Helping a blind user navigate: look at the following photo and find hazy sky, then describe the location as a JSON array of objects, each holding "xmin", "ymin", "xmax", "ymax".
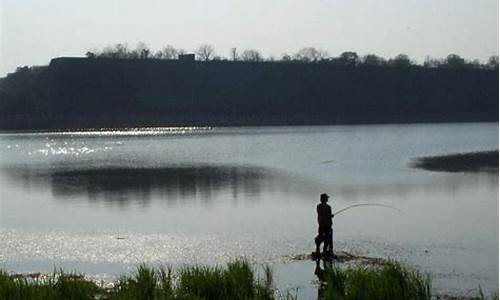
[{"xmin": 1, "ymin": 0, "xmax": 498, "ymax": 75}]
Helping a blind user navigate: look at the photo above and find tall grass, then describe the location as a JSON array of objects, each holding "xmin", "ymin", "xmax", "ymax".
[
  {"xmin": 0, "ymin": 270, "xmax": 99, "ymax": 300},
  {"xmin": 0, "ymin": 260, "xmax": 273, "ymax": 300},
  {"xmin": 320, "ymin": 260, "xmax": 431, "ymax": 300},
  {"xmin": 0, "ymin": 260, "xmax": 496, "ymax": 300}
]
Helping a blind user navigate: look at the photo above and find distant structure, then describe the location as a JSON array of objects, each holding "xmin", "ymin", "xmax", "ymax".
[{"xmin": 178, "ymin": 54, "xmax": 195, "ymax": 62}]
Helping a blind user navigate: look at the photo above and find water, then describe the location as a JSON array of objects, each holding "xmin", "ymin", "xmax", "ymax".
[{"xmin": 0, "ymin": 123, "xmax": 497, "ymax": 298}]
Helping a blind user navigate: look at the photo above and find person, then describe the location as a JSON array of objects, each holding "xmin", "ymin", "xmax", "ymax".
[{"xmin": 315, "ymin": 193, "xmax": 334, "ymax": 257}]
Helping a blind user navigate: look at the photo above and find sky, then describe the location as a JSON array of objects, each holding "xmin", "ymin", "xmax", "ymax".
[{"xmin": 0, "ymin": 0, "xmax": 498, "ymax": 76}]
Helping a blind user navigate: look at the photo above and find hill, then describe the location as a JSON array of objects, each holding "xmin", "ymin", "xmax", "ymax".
[{"xmin": 0, "ymin": 57, "xmax": 497, "ymax": 130}]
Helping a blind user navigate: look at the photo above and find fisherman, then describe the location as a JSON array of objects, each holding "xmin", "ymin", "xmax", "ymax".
[{"xmin": 315, "ymin": 193, "xmax": 334, "ymax": 257}]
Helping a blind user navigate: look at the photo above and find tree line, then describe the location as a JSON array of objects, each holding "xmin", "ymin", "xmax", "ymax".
[{"xmin": 85, "ymin": 42, "xmax": 499, "ymax": 70}]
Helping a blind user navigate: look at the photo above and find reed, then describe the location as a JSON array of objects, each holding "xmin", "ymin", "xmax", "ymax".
[
  {"xmin": 0, "ymin": 269, "xmax": 99, "ymax": 300},
  {"xmin": 320, "ymin": 260, "xmax": 431, "ymax": 300},
  {"xmin": 0, "ymin": 260, "xmax": 495, "ymax": 300}
]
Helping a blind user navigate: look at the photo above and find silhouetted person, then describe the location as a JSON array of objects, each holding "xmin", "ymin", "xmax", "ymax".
[{"xmin": 315, "ymin": 193, "xmax": 334, "ymax": 257}]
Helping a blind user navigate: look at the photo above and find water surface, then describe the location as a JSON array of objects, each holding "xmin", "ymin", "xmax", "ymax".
[{"xmin": 0, "ymin": 123, "xmax": 497, "ymax": 297}]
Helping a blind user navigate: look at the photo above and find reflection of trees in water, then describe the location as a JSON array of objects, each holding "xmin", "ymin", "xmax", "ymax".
[
  {"xmin": 4, "ymin": 165, "xmax": 297, "ymax": 206},
  {"xmin": 2, "ymin": 163, "xmax": 496, "ymax": 208},
  {"xmin": 331, "ymin": 172, "xmax": 498, "ymax": 201}
]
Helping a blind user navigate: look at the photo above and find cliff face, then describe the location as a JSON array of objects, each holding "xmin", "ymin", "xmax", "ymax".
[{"xmin": 0, "ymin": 57, "xmax": 498, "ymax": 130}]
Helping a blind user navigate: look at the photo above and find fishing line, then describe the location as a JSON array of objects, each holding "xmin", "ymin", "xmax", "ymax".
[{"xmin": 333, "ymin": 203, "xmax": 404, "ymax": 216}]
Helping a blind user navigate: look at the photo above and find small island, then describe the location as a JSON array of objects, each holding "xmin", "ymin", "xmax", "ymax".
[{"xmin": 411, "ymin": 150, "xmax": 499, "ymax": 172}]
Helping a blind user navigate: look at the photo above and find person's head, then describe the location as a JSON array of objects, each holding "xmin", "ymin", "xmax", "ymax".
[{"xmin": 320, "ymin": 193, "xmax": 329, "ymax": 203}]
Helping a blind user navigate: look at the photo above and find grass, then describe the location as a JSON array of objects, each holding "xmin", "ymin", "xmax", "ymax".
[
  {"xmin": 319, "ymin": 260, "xmax": 432, "ymax": 300},
  {"xmin": 0, "ymin": 260, "xmax": 496, "ymax": 300},
  {"xmin": 0, "ymin": 270, "xmax": 99, "ymax": 300},
  {"xmin": 0, "ymin": 260, "xmax": 273, "ymax": 300}
]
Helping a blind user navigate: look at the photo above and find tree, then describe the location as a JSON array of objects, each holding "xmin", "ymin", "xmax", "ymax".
[
  {"xmin": 487, "ymin": 55, "xmax": 499, "ymax": 70},
  {"xmin": 113, "ymin": 43, "xmax": 130, "ymax": 58},
  {"xmin": 423, "ymin": 56, "xmax": 442, "ymax": 68},
  {"xmin": 134, "ymin": 42, "xmax": 151, "ymax": 59},
  {"xmin": 338, "ymin": 51, "xmax": 359, "ymax": 66},
  {"xmin": 85, "ymin": 51, "xmax": 97, "ymax": 59},
  {"xmin": 281, "ymin": 54, "xmax": 292, "ymax": 61},
  {"xmin": 444, "ymin": 54, "xmax": 465, "ymax": 68},
  {"xmin": 230, "ymin": 48, "xmax": 238, "ymax": 61},
  {"xmin": 155, "ymin": 45, "xmax": 178, "ymax": 59},
  {"xmin": 361, "ymin": 54, "xmax": 385, "ymax": 66},
  {"xmin": 99, "ymin": 45, "xmax": 117, "ymax": 58},
  {"xmin": 294, "ymin": 47, "xmax": 329, "ymax": 62},
  {"xmin": 240, "ymin": 49, "xmax": 263, "ymax": 62},
  {"xmin": 196, "ymin": 44, "xmax": 215, "ymax": 61},
  {"xmin": 389, "ymin": 54, "xmax": 412, "ymax": 67}
]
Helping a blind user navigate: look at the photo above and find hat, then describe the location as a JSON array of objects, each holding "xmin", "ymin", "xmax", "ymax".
[{"xmin": 320, "ymin": 193, "xmax": 330, "ymax": 202}]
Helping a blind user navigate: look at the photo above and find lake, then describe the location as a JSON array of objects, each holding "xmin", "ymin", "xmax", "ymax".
[{"xmin": 0, "ymin": 123, "xmax": 498, "ymax": 298}]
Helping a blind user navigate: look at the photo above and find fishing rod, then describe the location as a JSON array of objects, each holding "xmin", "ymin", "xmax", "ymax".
[{"xmin": 333, "ymin": 203, "xmax": 404, "ymax": 217}]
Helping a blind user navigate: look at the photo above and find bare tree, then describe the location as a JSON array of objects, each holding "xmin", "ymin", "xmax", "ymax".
[
  {"xmin": 196, "ymin": 44, "xmax": 215, "ymax": 61},
  {"xmin": 155, "ymin": 45, "xmax": 179, "ymax": 59},
  {"xmin": 113, "ymin": 43, "xmax": 130, "ymax": 58},
  {"xmin": 487, "ymin": 55, "xmax": 498, "ymax": 70},
  {"xmin": 294, "ymin": 47, "xmax": 329, "ymax": 62},
  {"xmin": 131, "ymin": 42, "xmax": 150, "ymax": 59},
  {"xmin": 423, "ymin": 55, "xmax": 442, "ymax": 68},
  {"xmin": 230, "ymin": 48, "xmax": 238, "ymax": 61},
  {"xmin": 240, "ymin": 49, "xmax": 262, "ymax": 62},
  {"xmin": 100, "ymin": 45, "xmax": 117, "ymax": 58}
]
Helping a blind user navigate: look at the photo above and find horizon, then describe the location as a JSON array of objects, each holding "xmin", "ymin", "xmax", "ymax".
[{"xmin": 1, "ymin": 0, "xmax": 498, "ymax": 76}]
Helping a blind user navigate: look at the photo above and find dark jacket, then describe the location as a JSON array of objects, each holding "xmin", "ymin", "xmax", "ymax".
[{"xmin": 317, "ymin": 202, "xmax": 332, "ymax": 228}]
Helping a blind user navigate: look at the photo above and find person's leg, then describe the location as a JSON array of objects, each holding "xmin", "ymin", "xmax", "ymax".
[
  {"xmin": 315, "ymin": 227, "xmax": 323, "ymax": 255},
  {"xmin": 323, "ymin": 228, "xmax": 333, "ymax": 256},
  {"xmin": 315, "ymin": 235, "xmax": 321, "ymax": 255},
  {"xmin": 319, "ymin": 227, "xmax": 328, "ymax": 255},
  {"xmin": 327, "ymin": 228, "xmax": 333, "ymax": 253},
  {"xmin": 317, "ymin": 227, "xmax": 329, "ymax": 255}
]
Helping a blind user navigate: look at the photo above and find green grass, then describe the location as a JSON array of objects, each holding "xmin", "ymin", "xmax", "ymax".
[
  {"xmin": 0, "ymin": 270, "xmax": 99, "ymax": 300},
  {"xmin": 0, "ymin": 260, "xmax": 496, "ymax": 300},
  {"xmin": 320, "ymin": 260, "xmax": 432, "ymax": 300},
  {"xmin": 0, "ymin": 260, "xmax": 273, "ymax": 300}
]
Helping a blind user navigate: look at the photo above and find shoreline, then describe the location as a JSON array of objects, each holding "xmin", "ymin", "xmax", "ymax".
[{"xmin": 0, "ymin": 120, "xmax": 497, "ymax": 135}]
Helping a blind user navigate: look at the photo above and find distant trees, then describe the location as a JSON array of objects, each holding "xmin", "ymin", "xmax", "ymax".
[
  {"xmin": 294, "ymin": 47, "xmax": 329, "ymax": 62},
  {"xmin": 338, "ymin": 51, "xmax": 359, "ymax": 66},
  {"xmin": 443, "ymin": 54, "xmax": 466, "ymax": 68},
  {"xmin": 87, "ymin": 42, "xmax": 152, "ymax": 59},
  {"xmin": 388, "ymin": 54, "xmax": 413, "ymax": 67},
  {"xmin": 196, "ymin": 44, "xmax": 215, "ymax": 61},
  {"xmin": 361, "ymin": 54, "xmax": 386, "ymax": 66},
  {"xmin": 155, "ymin": 45, "xmax": 182, "ymax": 59},
  {"xmin": 487, "ymin": 55, "xmax": 499, "ymax": 70},
  {"xmin": 82, "ymin": 43, "xmax": 498, "ymax": 70},
  {"xmin": 240, "ymin": 49, "xmax": 263, "ymax": 62},
  {"xmin": 229, "ymin": 48, "xmax": 238, "ymax": 61}
]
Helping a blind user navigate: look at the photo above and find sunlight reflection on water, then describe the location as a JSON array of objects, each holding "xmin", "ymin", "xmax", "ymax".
[{"xmin": 0, "ymin": 123, "xmax": 498, "ymax": 297}]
